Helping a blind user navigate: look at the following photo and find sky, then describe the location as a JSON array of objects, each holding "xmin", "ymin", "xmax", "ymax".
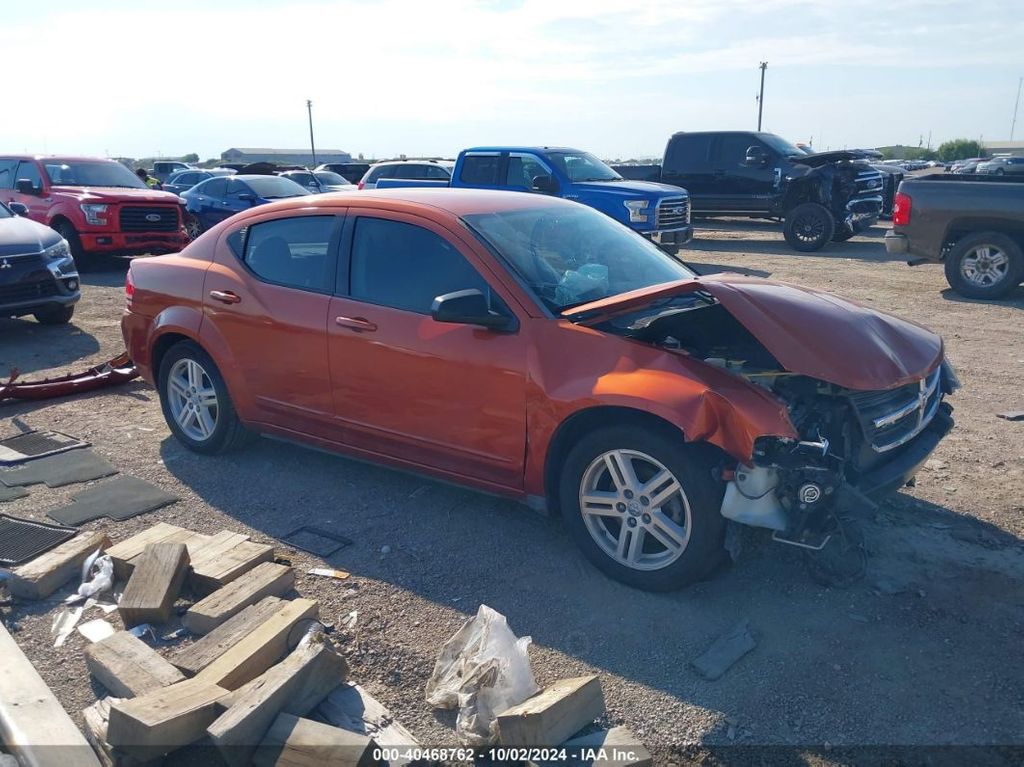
[{"xmin": 4, "ymin": 0, "xmax": 1023, "ymax": 161}]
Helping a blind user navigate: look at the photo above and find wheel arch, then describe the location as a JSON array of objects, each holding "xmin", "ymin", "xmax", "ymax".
[{"xmin": 940, "ymin": 218, "xmax": 1024, "ymax": 257}]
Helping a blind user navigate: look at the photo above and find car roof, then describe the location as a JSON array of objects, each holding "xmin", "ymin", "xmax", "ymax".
[
  {"xmin": 464, "ymin": 146, "xmax": 589, "ymax": 154},
  {"xmin": 369, "ymin": 159, "xmax": 454, "ymax": 167},
  {"xmin": 230, "ymin": 187, "xmax": 576, "ymax": 219},
  {"xmin": 0, "ymin": 155, "xmax": 122, "ymax": 163}
]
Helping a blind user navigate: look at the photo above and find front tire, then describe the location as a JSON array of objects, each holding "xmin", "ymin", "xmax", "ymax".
[
  {"xmin": 783, "ymin": 203, "xmax": 835, "ymax": 252},
  {"xmin": 559, "ymin": 426, "xmax": 725, "ymax": 591},
  {"xmin": 157, "ymin": 341, "xmax": 254, "ymax": 454},
  {"xmin": 943, "ymin": 231, "xmax": 1023, "ymax": 299},
  {"xmin": 51, "ymin": 220, "xmax": 85, "ymax": 263},
  {"xmin": 34, "ymin": 305, "xmax": 75, "ymax": 325},
  {"xmin": 184, "ymin": 212, "xmax": 203, "ymax": 241}
]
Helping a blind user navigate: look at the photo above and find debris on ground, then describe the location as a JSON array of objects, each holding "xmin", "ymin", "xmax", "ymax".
[
  {"xmin": 0, "ymin": 352, "xmax": 138, "ymax": 403},
  {"xmin": 426, "ymin": 603, "xmax": 539, "ymax": 745},
  {"xmin": 690, "ymin": 619, "xmax": 758, "ymax": 680},
  {"xmin": 78, "ymin": 618, "xmax": 116, "ymax": 643},
  {"xmin": 66, "ymin": 550, "xmax": 114, "ymax": 605},
  {"xmin": 995, "ymin": 410, "xmax": 1024, "ymax": 421},
  {"xmin": 307, "ymin": 566, "xmax": 351, "ymax": 580}
]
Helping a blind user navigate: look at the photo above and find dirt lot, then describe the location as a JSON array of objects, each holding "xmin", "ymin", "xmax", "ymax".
[{"xmin": 2, "ymin": 220, "xmax": 1022, "ymax": 764}]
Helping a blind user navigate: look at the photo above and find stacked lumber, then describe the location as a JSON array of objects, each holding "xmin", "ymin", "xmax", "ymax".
[
  {"xmin": 183, "ymin": 561, "xmax": 294, "ymax": 634},
  {"xmin": 117, "ymin": 542, "xmax": 190, "ymax": 627},
  {"xmin": 7, "ymin": 530, "xmax": 110, "ymax": 599},
  {"xmin": 497, "ymin": 675, "xmax": 605, "ymax": 747},
  {"xmin": 253, "ymin": 713, "xmax": 377, "ymax": 767},
  {"xmin": 85, "ymin": 632, "xmax": 186, "ymax": 698}
]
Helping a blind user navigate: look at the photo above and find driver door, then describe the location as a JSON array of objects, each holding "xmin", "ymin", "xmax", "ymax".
[{"xmin": 327, "ymin": 211, "xmax": 528, "ymax": 490}]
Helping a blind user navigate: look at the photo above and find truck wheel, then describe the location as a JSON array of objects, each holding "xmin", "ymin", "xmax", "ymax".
[
  {"xmin": 783, "ymin": 203, "xmax": 835, "ymax": 252},
  {"xmin": 184, "ymin": 213, "xmax": 203, "ymax": 241},
  {"xmin": 51, "ymin": 221, "xmax": 85, "ymax": 263},
  {"xmin": 34, "ymin": 305, "xmax": 75, "ymax": 325},
  {"xmin": 943, "ymin": 231, "xmax": 1024, "ymax": 299},
  {"xmin": 558, "ymin": 426, "xmax": 725, "ymax": 591}
]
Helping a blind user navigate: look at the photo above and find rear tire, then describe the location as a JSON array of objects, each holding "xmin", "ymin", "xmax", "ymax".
[
  {"xmin": 157, "ymin": 341, "xmax": 255, "ymax": 454},
  {"xmin": 558, "ymin": 425, "xmax": 725, "ymax": 591},
  {"xmin": 783, "ymin": 203, "xmax": 835, "ymax": 252},
  {"xmin": 34, "ymin": 305, "xmax": 75, "ymax": 325},
  {"xmin": 943, "ymin": 231, "xmax": 1023, "ymax": 299}
]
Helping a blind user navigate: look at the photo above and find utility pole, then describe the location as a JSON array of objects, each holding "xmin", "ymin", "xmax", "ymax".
[
  {"xmin": 1011, "ymin": 76, "xmax": 1023, "ymax": 141},
  {"xmin": 756, "ymin": 62, "xmax": 768, "ymax": 131},
  {"xmin": 306, "ymin": 99, "xmax": 317, "ymax": 167}
]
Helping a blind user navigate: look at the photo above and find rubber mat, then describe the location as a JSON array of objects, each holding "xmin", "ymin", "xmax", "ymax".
[
  {"xmin": 46, "ymin": 476, "xmax": 180, "ymax": 525},
  {"xmin": 282, "ymin": 525, "xmax": 353, "ymax": 557},
  {"xmin": 0, "ymin": 484, "xmax": 29, "ymax": 502},
  {"xmin": 0, "ymin": 514, "xmax": 77, "ymax": 565},
  {"xmin": 0, "ymin": 449, "xmax": 118, "ymax": 489},
  {"xmin": 0, "ymin": 430, "xmax": 88, "ymax": 465}
]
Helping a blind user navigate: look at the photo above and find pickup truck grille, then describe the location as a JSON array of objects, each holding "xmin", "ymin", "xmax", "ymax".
[
  {"xmin": 854, "ymin": 169, "xmax": 885, "ymax": 198},
  {"xmin": 847, "ymin": 367, "xmax": 941, "ymax": 452},
  {"xmin": 119, "ymin": 206, "xmax": 180, "ymax": 232},
  {"xmin": 655, "ymin": 196, "xmax": 689, "ymax": 229}
]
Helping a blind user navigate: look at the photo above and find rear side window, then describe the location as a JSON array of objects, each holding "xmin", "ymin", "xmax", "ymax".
[
  {"xmin": 365, "ymin": 166, "xmax": 393, "ymax": 183},
  {"xmin": 349, "ymin": 217, "xmax": 489, "ymax": 313},
  {"xmin": 664, "ymin": 135, "xmax": 712, "ymax": 172},
  {"xmin": 424, "ymin": 164, "xmax": 451, "ymax": 179},
  {"xmin": 460, "ymin": 155, "xmax": 502, "ymax": 185},
  {"xmin": 200, "ymin": 178, "xmax": 228, "ymax": 197},
  {"xmin": 242, "ymin": 216, "xmax": 337, "ymax": 292}
]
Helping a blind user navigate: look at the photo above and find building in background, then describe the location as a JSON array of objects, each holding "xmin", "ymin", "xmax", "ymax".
[
  {"xmin": 981, "ymin": 140, "xmax": 1024, "ymax": 156},
  {"xmin": 220, "ymin": 147, "xmax": 351, "ymax": 165}
]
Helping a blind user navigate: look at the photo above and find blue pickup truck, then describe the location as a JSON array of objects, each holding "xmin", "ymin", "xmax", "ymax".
[{"xmin": 376, "ymin": 146, "xmax": 693, "ymax": 253}]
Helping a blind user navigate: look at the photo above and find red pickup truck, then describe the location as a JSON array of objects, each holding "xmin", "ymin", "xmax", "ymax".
[{"xmin": 0, "ymin": 155, "xmax": 188, "ymax": 262}]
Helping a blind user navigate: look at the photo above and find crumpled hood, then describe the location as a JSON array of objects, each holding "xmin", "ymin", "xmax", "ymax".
[
  {"xmin": 0, "ymin": 215, "xmax": 62, "ymax": 256},
  {"xmin": 565, "ymin": 272, "xmax": 943, "ymax": 391},
  {"xmin": 51, "ymin": 185, "xmax": 184, "ymax": 204},
  {"xmin": 573, "ymin": 179, "xmax": 688, "ymax": 198},
  {"xmin": 793, "ymin": 149, "xmax": 882, "ymax": 167}
]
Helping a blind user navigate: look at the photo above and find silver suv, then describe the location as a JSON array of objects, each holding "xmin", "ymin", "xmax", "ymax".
[{"xmin": 357, "ymin": 160, "xmax": 453, "ymax": 189}]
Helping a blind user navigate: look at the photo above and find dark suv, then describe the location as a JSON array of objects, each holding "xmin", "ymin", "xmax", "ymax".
[{"xmin": 0, "ymin": 201, "xmax": 80, "ymax": 324}]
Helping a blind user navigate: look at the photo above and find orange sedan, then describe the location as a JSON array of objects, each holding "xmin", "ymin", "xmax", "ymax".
[{"xmin": 122, "ymin": 189, "xmax": 956, "ymax": 590}]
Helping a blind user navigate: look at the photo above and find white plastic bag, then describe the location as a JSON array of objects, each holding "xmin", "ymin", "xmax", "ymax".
[{"xmin": 425, "ymin": 604, "xmax": 538, "ymax": 746}]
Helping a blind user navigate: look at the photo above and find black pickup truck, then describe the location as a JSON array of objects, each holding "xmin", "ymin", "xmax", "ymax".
[
  {"xmin": 614, "ymin": 131, "xmax": 885, "ymax": 252},
  {"xmin": 885, "ymin": 175, "xmax": 1024, "ymax": 299}
]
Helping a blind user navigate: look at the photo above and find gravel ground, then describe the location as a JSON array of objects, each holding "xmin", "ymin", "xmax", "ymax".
[{"xmin": 1, "ymin": 221, "xmax": 1022, "ymax": 765}]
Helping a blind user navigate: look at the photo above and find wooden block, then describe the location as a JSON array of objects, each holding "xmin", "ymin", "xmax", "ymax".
[
  {"xmin": 8, "ymin": 531, "xmax": 110, "ymax": 600},
  {"xmin": 197, "ymin": 598, "xmax": 319, "ymax": 690},
  {"xmin": 253, "ymin": 714, "xmax": 377, "ymax": 767},
  {"xmin": 107, "ymin": 523, "xmax": 210, "ymax": 581},
  {"xmin": 117, "ymin": 542, "xmax": 190, "ymax": 627},
  {"xmin": 190, "ymin": 532, "xmax": 275, "ymax": 595},
  {"xmin": 82, "ymin": 698, "xmax": 159, "ymax": 767},
  {"xmin": 107, "ymin": 678, "xmax": 228, "ymax": 761},
  {"xmin": 184, "ymin": 562, "xmax": 294, "ymax": 634},
  {"xmin": 85, "ymin": 631, "xmax": 186, "ymax": 698},
  {"xmin": 497, "ymin": 675, "xmax": 604, "ymax": 747},
  {"xmin": 169, "ymin": 596, "xmax": 284, "ymax": 676},
  {"xmin": 316, "ymin": 683, "xmax": 418, "ymax": 760},
  {"xmin": 560, "ymin": 727, "xmax": 652, "ymax": 767},
  {"xmin": 208, "ymin": 642, "xmax": 348, "ymax": 766},
  {"xmin": 0, "ymin": 621, "xmax": 101, "ymax": 767}
]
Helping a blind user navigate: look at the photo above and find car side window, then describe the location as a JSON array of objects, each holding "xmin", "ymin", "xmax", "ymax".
[
  {"xmin": 460, "ymin": 155, "xmax": 502, "ymax": 185},
  {"xmin": 425, "ymin": 165, "xmax": 451, "ymax": 179},
  {"xmin": 0, "ymin": 160, "xmax": 15, "ymax": 189},
  {"xmin": 505, "ymin": 154, "xmax": 549, "ymax": 189},
  {"xmin": 225, "ymin": 179, "xmax": 252, "ymax": 199},
  {"xmin": 15, "ymin": 161, "xmax": 43, "ymax": 189},
  {"xmin": 349, "ymin": 217, "xmax": 491, "ymax": 314},
  {"xmin": 242, "ymin": 216, "xmax": 337, "ymax": 292},
  {"xmin": 202, "ymin": 178, "xmax": 228, "ymax": 197},
  {"xmin": 714, "ymin": 134, "xmax": 760, "ymax": 166}
]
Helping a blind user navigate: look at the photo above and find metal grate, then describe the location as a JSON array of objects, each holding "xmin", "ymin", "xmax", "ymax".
[
  {"xmin": 119, "ymin": 206, "xmax": 180, "ymax": 232},
  {"xmin": 656, "ymin": 196, "xmax": 689, "ymax": 229},
  {"xmin": 0, "ymin": 514, "xmax": 77, "ymax": 566},
  {"xmin": 0, "ymin": 431, "xmax": 88, "ymax": 465},
  {"xmin": 282, "ymin": 525, "xmax": 353, "ymax": 557}
]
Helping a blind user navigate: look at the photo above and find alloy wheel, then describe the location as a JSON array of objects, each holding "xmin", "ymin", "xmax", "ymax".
[
  {"xmin": 793, "ymin": 212, "xmax": 825, "ymax": 243},
  {"xmin": 961, "ymin": 244, "xmax": 1009, "ymax": 288},
  {"xmin": 167, "ymin": 358, "xmax": 219, "ymax": 441},
  {"xmin": 578, "ymin": 449, "xmax": 692, "ymax": 571}
]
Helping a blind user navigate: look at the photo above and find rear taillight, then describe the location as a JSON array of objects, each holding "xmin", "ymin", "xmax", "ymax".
[
  {"xmin": 892, "ymin": 192, "xmax": 911, "ymax": 226},
  {"xmin": 357, "ymin": 180, "xmax": 365, "ymax": 190},
  {"xmin": 125, "ymin": 270, "xmax": 135, "ymax": 308}
]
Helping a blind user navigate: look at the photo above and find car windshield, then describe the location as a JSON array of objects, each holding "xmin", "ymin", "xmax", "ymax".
[
  {"xmin": 463, "ymin": 205, "xmax": 695, "ymax": 313},
  {"xmin": 44, "ymin": 161, "xmax": 148, "ymax": 189},
  {"xmin": 315, "ymin": 171, "xmax": 349, "ymax": 185},
  {"xmin": 759, "ymin": 134, "xmax": 806, "ymax": 158},
  {"xmin": 543, "ymin": 151, "xmax": 622, "ymax": 182},
  {"xmin": 286, "ymin": 172, "xmax": 315, "ymax": 185},
  {"xmin": 244, "ymin": 176, "xmax": 310, "ymax": 199}
]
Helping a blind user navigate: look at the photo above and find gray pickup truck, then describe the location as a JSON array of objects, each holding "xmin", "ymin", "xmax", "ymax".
[{"xmin": 885, "ymin": 175, "xmax": 1024, "ymax": 299}]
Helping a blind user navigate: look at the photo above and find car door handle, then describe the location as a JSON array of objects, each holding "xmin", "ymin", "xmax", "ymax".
[
  {"xmin": 209, "ymin": 290, "xmax": 241, "ymax": 304},
  {"xmin": 335, "ymin": 316, "xmax": 377, "ymax": 332}
]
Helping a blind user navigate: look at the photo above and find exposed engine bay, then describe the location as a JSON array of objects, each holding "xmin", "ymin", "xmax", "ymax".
[{"xmin": 598, "ymin": 294, "xmax": 958, "ymax": 550}]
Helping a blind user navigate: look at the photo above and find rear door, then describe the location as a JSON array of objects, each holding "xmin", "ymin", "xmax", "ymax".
[
  {"xmin": 456, "ymin": 152, "xmax": 504, "ymax": 189},
  {"xmin": 661, "ymin": 135, "xmax": 716, "ymax": 211},
  {"xmin": 188, "ymin": 177, "xmax": 228, "ymax": 229},
  {"xmin": 326, "ymin": 211, "xmax": 528, "ymax": 489},
  {"xmin": 201, "ymin": 212, "xmax": 344, "ymax": 435}
]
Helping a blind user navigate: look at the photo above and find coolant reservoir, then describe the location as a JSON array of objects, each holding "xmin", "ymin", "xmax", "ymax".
[{"xmin": 720, "ymin": 464, "xmax": 788, "ymax": 531}]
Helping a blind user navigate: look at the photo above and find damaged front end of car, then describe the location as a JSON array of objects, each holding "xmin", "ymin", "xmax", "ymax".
[{"xmin": 723, "ymin": 361, "xmax": 958, "ymax": 549}]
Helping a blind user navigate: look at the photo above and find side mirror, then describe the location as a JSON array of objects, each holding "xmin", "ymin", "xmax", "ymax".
[
  {"xmin": 531, "ymin": 174, "xmax": 558, "ymax": 194},
  {"xmin": 8, "ymin": 202, "xmax": 28, "ymax": 216},
  {"xmin": 743, "ymin": 146, "xmax": 768, "ymax": 167},
  {"xmin": 15, "ymin": 179, "xmax": 40, "ymax": 195},
  {"xmin": 237, "ymin": 193, "xmax": 257, "ymax": 203},
  {"xmin": 431, "ymin": 288, "xmax": 517, "ymax": 332}
]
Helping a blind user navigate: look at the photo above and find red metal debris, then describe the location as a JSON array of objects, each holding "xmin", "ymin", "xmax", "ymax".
[{"xmin": 0, "ymin": 352, "xmax": 139, "ymax": 403}]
